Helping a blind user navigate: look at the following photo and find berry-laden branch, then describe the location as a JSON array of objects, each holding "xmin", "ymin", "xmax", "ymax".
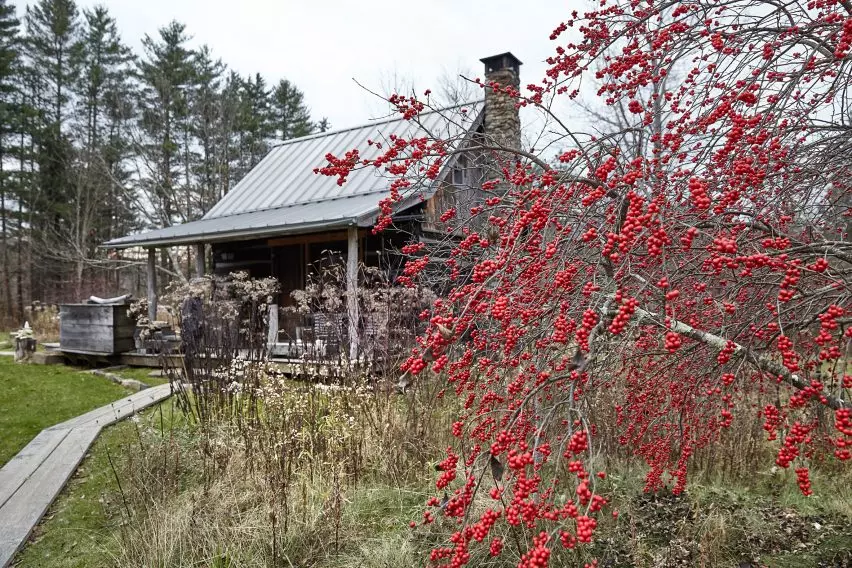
[
  {"xmin": 315, "ymin": 0, "xmax": 852, "ymax": 564},
  {"xmin": 626, "ymin": 303, "xmax": 848, "ymax": 410}
]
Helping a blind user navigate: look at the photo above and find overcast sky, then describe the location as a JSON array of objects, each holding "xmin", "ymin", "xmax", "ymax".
[{"xmin": 17, "ymin": 0, "xmax": 572, "ymax": 133}]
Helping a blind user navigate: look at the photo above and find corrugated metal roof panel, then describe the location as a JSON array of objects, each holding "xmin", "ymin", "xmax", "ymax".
[
  {"xmin": 105, "ymin": 191, "xmax": 389, "ymax": 248},
  {"xmin": 104, "ymin": 101, "xmax": 482, "ymax": 248},
  {"xmin": 204, "ymin": 101, "xmax": 483, "ymax": 218}
]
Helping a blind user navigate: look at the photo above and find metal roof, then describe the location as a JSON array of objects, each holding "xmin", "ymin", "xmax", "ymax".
[{"xmin": 105, "ymin": 102, "xmax": 483, "ymax": 249}]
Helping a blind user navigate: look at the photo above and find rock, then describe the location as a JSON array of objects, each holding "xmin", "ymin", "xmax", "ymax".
[{"xmin": 120, "ymin": 379, "xmax": 148, "ymax": 391}]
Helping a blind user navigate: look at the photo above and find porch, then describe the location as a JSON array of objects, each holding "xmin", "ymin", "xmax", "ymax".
[{"xmin": 142, "ymin": 225, "xmax": 414, "ymax": 361}]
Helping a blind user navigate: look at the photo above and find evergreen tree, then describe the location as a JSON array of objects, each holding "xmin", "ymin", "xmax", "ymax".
[
  {"xmin": 25, "ymin": 0, "xmax": 81, "ymax": 130},
  {"xmin": 66, "ymin": 5, "xmax": 134, "ymax": 296},
  {"xmin": 0, "ymin": 9, "xmax": 324, "ymax": 317},
  {"xmin": 24, "ymin": 0, "xmax": 82, "ymax": 302},
  {"xmin": 217, "ymin": 70, "xmax": 242, "ymax": 197},
  {"xmin": 0, "ymin": 0, "xmax": 20, "ymax": 316},
  {"xmin": 189, "ymin": 45, "xmax": 225, "ymax": 213},
  {"xmin": 136, "ymin": 20, "xmax": 194, "ymax": 227},
  {"xmin": 270, "ymin": 78, "xmax": 314, "ymax": 140},
  {"xmin": 234, "ymin": 73, "xmax": 272, "ymax": 180}
]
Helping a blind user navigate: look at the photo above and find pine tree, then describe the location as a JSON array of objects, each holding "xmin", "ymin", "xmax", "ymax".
[
  {"xmin": 25, "ymin": 0, "xmax": 81, "ymax": 130},
  {"xmin": 0, "ymin": 0, "xmax": 20, "ymax": 316},
  {"xmin": 188, "ymin": 46, "xmax": 227, "ymax": 214},
  {"xmin": 24, "ymin": 0, "xmax": 82, "ymax": 302},
  {"xmin": 217, "ymin": 70, "xmax": 242, "ymax": 197},
  {"xmin": 234, "ymin": 73, "xmax": 272, "ymax": 180},
  {"xmin": 67, "ymin": 5, "xmax": 134, "ymax": 296},
  {"xmin": 270, "ymin": 78, "xmax": 314, "ymax": 140},
  {"xmin": 136, "ymin": 20, "xmax": 194, "ymax": 227}
]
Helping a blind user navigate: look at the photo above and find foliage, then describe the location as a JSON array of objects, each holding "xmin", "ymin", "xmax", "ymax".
[
  {"xmin": 0, "ymin": 1, "xmax": 322, "ymax": 318},
  {"xmin": 317, "ymin": 0, "xmax": 852, "ymax": 564}
]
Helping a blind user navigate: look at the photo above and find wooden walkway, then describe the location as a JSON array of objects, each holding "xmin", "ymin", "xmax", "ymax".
[{"xmin": 0, "ymin": 383, "xmax": 172, "ymax": 567}]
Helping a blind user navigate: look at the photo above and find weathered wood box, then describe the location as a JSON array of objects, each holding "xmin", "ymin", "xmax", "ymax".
[{"xmin": 59, "ymin": 304, "xmax": 136, "ymax": 354}]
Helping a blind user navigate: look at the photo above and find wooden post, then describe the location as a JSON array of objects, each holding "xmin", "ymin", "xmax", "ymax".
[
  {"xmin": 147, "ymin": 248, "xmax": 157, "ymax": 322},
  {"xmin": 194, "ymin": 243, "xmax": 205, "ymax": 278},
  {"xmin": 346, "ymin": 226, "xmax": 359, "ymax": 361},
  {"xmin": 267, "ymin": 303, "xmax": 279, "ymax": 347}
]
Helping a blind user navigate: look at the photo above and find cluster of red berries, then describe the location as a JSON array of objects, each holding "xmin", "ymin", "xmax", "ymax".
[
  {"xmin": 778, "ymin": 266, "xmax": 800, "ymax": 302},
  {"xmin": 435, "ymin": 449, "xmax": 458, "ymax": 489},
  {"xmin": 776, "ymin": 421, "xmax": 812, "ymax": 470},
  {"xmin": 576, "ymin": 480, "xmax": 593, "ymax": 505},
  {"xmin": 809, "ymin": 257, "xmax": 829, "ymax": 272},
  {"xmin": 834, "ymin": 17, "xmax": 852, "ymax": 58},
  {"xmin": 712, "ymin": 236, "xmax": 738, "ymax": 254},
  {"xmin": 664, "ymin": 331, "xmax": 682, "ymax": 352},
  {"xmin": 565, "ymin": 430, "xmax": 589, "ymax": 457},
  {"xmin": 717, "ymin": 340, "xmax": 737, "ymax": 364},
  {"xmin": 470, "ymin": 509, "xmax": 501, "ymax": 542},
  {"xmin": 491, "ymin": 295, "xmax": 509, "ymax": 319},
  {"xmin": 576, "ymin": 515, "xmax": 597, "ymax": 543},
  {"xmin": 472, "ymin": 259, "xmax": 499, "ymax": 283},
  {"xmin": 560, "ymin": 529, "xmax": 577, "ymax": 549},
  {"xmin": 608, "ymin": 297, "xmax": 638, "ymax": 334},
  {"xmin": 507, "ymin": 450, "xmax": 535, "ymax": 471},
  {"xmin": 575, "ymin": 309, "xmax": 598, "ymax": 351},
  {"xmin": 795, "ymin": 467, "xmax": 812, "ymax": 496},
  {"xmin": 489, "ymin": 537, "xmax": 503, "ymax": 556},
  {"xmin": 762, "ymin": 404, "xmax": 783, "ymax": 441},
  {"xmin": 688, "ymin": 177, "xmax": 711, "ymax": 210},
  {"xmin": 836, "ymin": 409, "xmax": 852, "ymax": 437},
  {"xmin": 518, "ymin": 532, "xmax": 551, "ymax": 568},
  {"xmin": 552, "ymin": 314, "xmax": 571, "ymax": 343},
  {"xmin": 680, "ymin": 226, "xmax": 699, "ymax": 249},
  {"xmin": 776, "ymin": 335, "xmax": 799, "ymax": 373},
  {"xmin": 313, "ymin": 149, "xmax": 360, "ymax": 186},
  {"xmin": 402, "ymin": 255, "xmax": 430, "ymax": 278}
]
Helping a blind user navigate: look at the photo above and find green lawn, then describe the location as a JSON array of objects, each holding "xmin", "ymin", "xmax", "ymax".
[
  {"xmin": 0, "ymin": 357, "xmax": 131, "ymax": 465},
  {"xmin": 15, "ymin": 401, "xmax": 180, "ymax": 568}
]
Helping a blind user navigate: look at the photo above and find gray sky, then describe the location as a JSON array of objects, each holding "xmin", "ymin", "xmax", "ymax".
[{"xmin": 19, "ymin": 0, "xmax": 570, "ymax": 132}]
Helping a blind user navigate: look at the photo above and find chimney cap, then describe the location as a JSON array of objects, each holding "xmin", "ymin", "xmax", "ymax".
[{"xmin": 480, "ymin": 52, "xmax": 523, "ymax": 76}]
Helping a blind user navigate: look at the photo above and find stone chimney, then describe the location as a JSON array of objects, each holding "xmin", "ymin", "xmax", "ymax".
[{"xmin": 480, "ymin": 52, "xmax": 522, "ymax": 150}]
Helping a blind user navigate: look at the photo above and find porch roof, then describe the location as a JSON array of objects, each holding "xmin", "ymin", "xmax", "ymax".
[
  {"xmin": 103, "ymin": 191, "xmax": 391, "ymax": 248},
  {"xmin": 104, "ymin": 101, "xmax": 483, "ymax": 249}
]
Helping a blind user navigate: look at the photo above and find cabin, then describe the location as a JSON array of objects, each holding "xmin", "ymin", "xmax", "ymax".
[{"xmin": 104, "ymin": 52, "xmax": 523, "ymax": 359}]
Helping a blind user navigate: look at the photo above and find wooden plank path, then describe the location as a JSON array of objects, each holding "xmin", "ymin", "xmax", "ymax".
[{"xmin": 0, "ymin": 383, "xmax": 172, "ymax": 567}]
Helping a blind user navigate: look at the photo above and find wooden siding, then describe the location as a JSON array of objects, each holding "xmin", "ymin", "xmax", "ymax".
[{"xmin": 59, "ymin": 304, "xmax": 136, "ymax": 355}]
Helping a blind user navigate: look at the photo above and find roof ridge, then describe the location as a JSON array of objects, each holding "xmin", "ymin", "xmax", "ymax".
[
  {"xmin": 203, "ymin": 188, "xmax": 392, "ymax": 220},
  {"xmin": 270, "ymin": 99, "xmax": 484, "ymax": 148}
]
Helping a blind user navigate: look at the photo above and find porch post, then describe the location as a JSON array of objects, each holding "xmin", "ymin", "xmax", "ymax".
[
  {"xmin": 146, "ymin": 248, "xmax": 157, "ymax": 322},
  {"xmin": 346, "ymin": 226, "xmax": 359, "ymax": 361},
  {"xmin": 194, "ymin": 243, "xmax": 205, "ymax": 278},
  {"xmin": 267, "ymin": 302, "xmax": 279, "ymax": 347}
]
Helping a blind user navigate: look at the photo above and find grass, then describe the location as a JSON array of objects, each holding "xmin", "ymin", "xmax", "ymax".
[
  {"xmin": 13, "ymin": 400, "xmax": 185, "ymax": 568},
  {"xmin": 13, "ymin": 416, "xmax": 140, "ymax": 568},
  {"xmin": 0, "ymin": 357, "xmax": 132, "ymax": 466},
  {"xmin": 8, "ymin": 359, "xmax": 852, "ymax": 567}
]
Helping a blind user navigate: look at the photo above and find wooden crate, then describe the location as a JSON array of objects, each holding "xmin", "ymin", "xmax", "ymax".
[{"xmin": 59, "ymin": 304, "xmax": 136, "ymax": 355}]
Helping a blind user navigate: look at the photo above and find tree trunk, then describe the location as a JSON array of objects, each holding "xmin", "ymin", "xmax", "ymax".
[
  {"xmin": 16, "ymin": 126, "xmax": 25, "ymax": 320},
  {"xmin": 0, "ymin": 145, "xmax": 12, "ymax": 317}
]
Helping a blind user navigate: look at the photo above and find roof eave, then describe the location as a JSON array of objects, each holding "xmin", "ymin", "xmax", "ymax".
[{"xmin": 102, "ymin": 218, "xmax": 363, "ymax": 249}]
